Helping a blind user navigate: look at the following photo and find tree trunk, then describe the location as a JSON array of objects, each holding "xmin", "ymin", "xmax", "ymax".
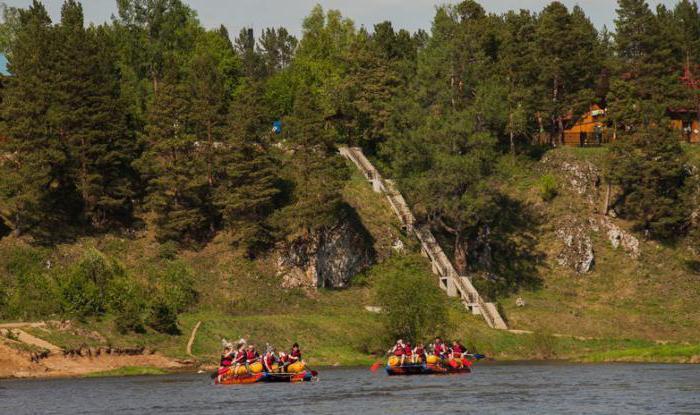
[
  {"xmin": 454, "ymin": 233, "xmax": 468, "ymax": 276},
  {"xmin": 509, "ymin": 112, "xmax": 515, "ymax": 155},
  {"xmin": 207, "ymin": 119, "xmax": 214, "ymax": 187}
]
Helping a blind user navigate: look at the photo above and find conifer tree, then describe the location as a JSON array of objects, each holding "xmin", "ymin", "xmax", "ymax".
[
  {"xmin": 608, "ymin": 0, "xmax": 683, "ymax": 128},
  {"xmin": 215, "ymin": 80, "xmax": 279, "ymax": 254},
  {"xmin": 606, "ymin": 127, "xmax": 691, "ymax": 239},
  {"xmin": 0, "ymin": 1, "xmax": 76, "ymax": 237},
  {"xmin": 54, "ymin": 1, "xmax": 137, "ymax": 228},
  {"xmin": 275, "ymin": 85, "xmax": 349, "ymax": 234},
  {"xmin": 135, "ymin": 68, "xmax": 212, "ymax": 244}
]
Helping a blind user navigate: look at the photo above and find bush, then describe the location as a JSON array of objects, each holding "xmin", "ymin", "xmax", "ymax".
[
  {"xmin": 59, "ymin": 248, "xmax": 125, "ymax": 318},
  {"xmin": 538, "ymin": 174, "xmax": 559, "ymax": 201},
  {"xmin": 107, "ymin": 277, "xmax": 146, "ymax": 334},
  {"xmin": 0, "ymin": 245, "xmax": 60, "ymax": 319},
  {"xmin": 373, "ymin": 255, "xmax": 448, "ymax": 343},
  {"xmin": 146, "ymin": 298, "xmax": 180, "ymax": 335},
  {"xmin": 149, "ymin": 260, "xmax": 198, "ymax": 313}
]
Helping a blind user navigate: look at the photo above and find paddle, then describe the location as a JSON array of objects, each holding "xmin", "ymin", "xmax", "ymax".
[{"xmin": 369, "ymin": 360, "xmax": 384, "ymax": 372}]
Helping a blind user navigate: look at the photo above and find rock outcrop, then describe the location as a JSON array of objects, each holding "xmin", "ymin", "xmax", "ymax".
[
  {"xmin": 542, "ymin": 152, "xmax": 601, "ymax": 207},
  {"xmin": 555, "ymin": 218, "xmax": 595, "ymax": 274},
  {"xmin": 595, "ymin": 216, "xmax": 641, "ymax": 259},
  {"xmin": 277, "ymin": 218, "xmax": 375, "ymax": 289}
]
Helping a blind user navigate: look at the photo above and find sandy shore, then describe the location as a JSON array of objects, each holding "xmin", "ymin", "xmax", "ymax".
[{"xmin": 0, "ymin": 342, "xmax": 192, "ymax": 379}]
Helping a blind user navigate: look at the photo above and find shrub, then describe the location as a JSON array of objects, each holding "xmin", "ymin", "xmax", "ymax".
[
  {"xmin": 373, "ymin": 255, "xmax": 448, "ymax": 343},
  {"xmin": 150, "ymin": 260, "xmax": 198, "ymax": 313},
  {"xmin": 59, "ymin": 248, "xmax": 125, "ymax": 318},
  {"xmin": 0, "ymin": 245, "xmax": 60, "ymax": 319},
  {"xmin": 107, "ymin": 277, "xmax": 146, "ymax": 334},
  {"xmin": 146, "ymin": 298, "xmax": 180, "ymax": 335},
  {"xmin": 538, "ymin": 174, "xmax": 559, "ymax": 201}
]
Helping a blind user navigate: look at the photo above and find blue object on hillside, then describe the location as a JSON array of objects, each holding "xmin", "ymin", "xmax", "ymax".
[
  {"xmin": 0, "ymin": 53, "xmax": 8, "ymax": 76},
  {"xmin": 272, "ymin": 120, "xmax": 282, "ymax": 134}
]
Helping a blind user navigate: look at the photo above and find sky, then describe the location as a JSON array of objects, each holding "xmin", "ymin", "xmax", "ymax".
[{"xmin": 3, "ymin": 0, "xmax": 680, "ymax": 36}]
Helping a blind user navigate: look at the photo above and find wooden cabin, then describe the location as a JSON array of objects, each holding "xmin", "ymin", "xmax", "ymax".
[
  {"xmin": 563, "ymin": 105, "xmax": 609, "ymax": 146},
  {"xmin": 668, "ymin": 109, "xmax": 700, "ymax": 144}
]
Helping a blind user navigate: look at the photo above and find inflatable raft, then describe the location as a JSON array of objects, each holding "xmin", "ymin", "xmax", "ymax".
[
  {"xmin": 216, "ymin": 370, "xmax": 318, "ymax": 385},
  {"xmin": 385, "ymin": 363, "xmax": 471, "ymax": 376}
]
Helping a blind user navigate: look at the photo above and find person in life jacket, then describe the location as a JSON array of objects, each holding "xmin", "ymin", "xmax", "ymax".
[
  {"xmin": 219, "ymin": 344, "xmax": 234, "ymax": 368},
  {"xmin": 432, "ymin": 337, "xmax": 447, "ymax": 359},
  {"xmin": 232, "ymin": 342, "xmax": 246, "ymax": 367},
  {"xmin": 403, "ymin": 341, "xmax": 414, "ymax": 364},
  {"xmin": 244, "ymin": 344, "xmax": 260, "ymax": 369},
  {"xmin": 413, "ymin": 342, "xmax": 426, "ymax": 364},
  {"xmin": 450, "ymin": 341, "xmax": 465, "ymax": 359},
  {"xmin": 278, "ymin": 351, "xmax": 290, "ymax": 372},
  {"xmin": 262, "ymin": 345, "xmax": 279, "ymax": 373},
  {"xmin": 289, "ymin": 343, "xmax": 303, "ymax": 364},
  {"xmin": 388, "ymin": 339, "xmax": 405, "ymax": 365}
]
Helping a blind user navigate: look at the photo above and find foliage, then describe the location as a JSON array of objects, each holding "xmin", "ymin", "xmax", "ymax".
[
  {"xmin": 606, "ymin": 127, "xmax": 691, "ymax": 239},
  {"xmin": 373, "ymin": 255, "xmax": 449, "ymax": 342},
  {"xmin": 538, "ymin": 174, "xmax": 559, "ymax": 201}
]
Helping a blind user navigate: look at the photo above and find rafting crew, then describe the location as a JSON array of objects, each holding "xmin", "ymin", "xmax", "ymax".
[
  {"xmin": 218, "ymin": 341, "xmax": 306, "ymax": 376},
  {"xmin": 386, "ymin": 337, "xmax": 472, "ymax": 368}
]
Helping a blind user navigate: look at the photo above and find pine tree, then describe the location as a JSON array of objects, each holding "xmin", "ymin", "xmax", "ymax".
[
  {"xmin": 0, "ymin": 1, "xmax": 77, "ymax": 238},
  {"xmin": 608, "ymin": 0, "xmax": 684, "ymax": 128},
  {"xmin": 53, "ymin": 1, "xmax": 137, "ymax": 228},
  {"xmin": 274, "ymin": 85, "xmax": 349, "ymax": 234},
  {"xmin": 135, "ymin": 68, "xmax": 212, "ymax": 244},
  {"xmin": 338, "ymin": 27, "xmax": 401, "ymax": 151},
  {"xmin": 606, "ymin": 127, "xmax": 691, "ymax": 239},
  {"xmin": 214, "ymin": 80, "xmax": 280, "ymax": 254},
  {"xmin": 534, "ymin": 2, "xmax": 601, "ymax": 145}
]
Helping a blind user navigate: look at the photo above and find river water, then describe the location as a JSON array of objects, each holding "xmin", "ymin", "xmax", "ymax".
[{"xmin": 1, "ymin": 363, "xmax": 699, "ymax": 414}]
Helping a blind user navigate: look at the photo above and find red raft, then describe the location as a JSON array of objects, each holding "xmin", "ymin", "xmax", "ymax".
[
  {"xmin": 215, "ymin": 370, "xmax": 318, "ymax": 385},
  {"xmin": 385, "ymin": 361, "xmax": 472, "ymax": 376}
]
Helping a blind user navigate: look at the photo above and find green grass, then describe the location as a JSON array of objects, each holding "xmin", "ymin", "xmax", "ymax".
[
  {"xmin": 85, "ymin": 366, "xmax": 169, "ymax": 377},
  {"xmin": 582, "ymin": 343, "xmax": 700, "ymax": 363}
]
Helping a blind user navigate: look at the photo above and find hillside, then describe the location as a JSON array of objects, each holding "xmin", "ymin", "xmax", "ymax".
[{"xmin": 1, "ymin": 149, "xmax": 699, "ymax": 378}]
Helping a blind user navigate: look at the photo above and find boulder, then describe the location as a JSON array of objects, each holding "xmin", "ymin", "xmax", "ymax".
[{"xmin": 277, "ymin": 218, "xmax": 375, "ymax": 289}]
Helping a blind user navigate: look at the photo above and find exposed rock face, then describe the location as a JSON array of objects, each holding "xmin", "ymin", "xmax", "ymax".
[
  {"xmin": 277, "ymin": 219, "xmax": 375, "ymax": 289},
  {"xmin": 556, "ymin": 218, "xmax": 594, "ymax": 274},
  {"xmin": 542, "ymin": 153, "xmax": 601, "ymax": 206},
  {"xmin": 597, "ymin": 216, "xmax": 641, "ymax": 259}
]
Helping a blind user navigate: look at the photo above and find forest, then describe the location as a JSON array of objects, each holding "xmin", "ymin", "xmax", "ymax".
[{"xmin": 0, "ymin": 0, "xmax": 698, "ymax": 331}]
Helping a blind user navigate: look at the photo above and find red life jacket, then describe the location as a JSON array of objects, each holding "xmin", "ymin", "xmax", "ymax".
[
  {"xmin": 290, "ymin": 349, "xmax": 302, "ymax": 362},
  {"xmin": 414, "ymin": 347, "xmax": 425, "ymax": 356},
  {"xmin": 452, "ymin": 344, "xmax": 463, "ymax": 357},
  {"xmin": 263, "ymin": 353, "xmax": 276, "ymax": 368},
  {"xmin": 393, "ymin": 346, "xmax": 404, "ymax": 356},
  {"xmin": 245, "ymin": 350, "xmax": 258, "ymax": 362},
  {"xmin": 220, "ymin": 354, "xmax": 233, "ymax": 367},
  {"xmin": 403, "ymin": 345, "xmax": 413, "ymax": 356},
  {"xmin": 233, "ymin": 351, "xmax": 245, "ymax": 364},
  {"xmin": 434, "ymin": 343, "xmax": 445, "ymax": 354}
]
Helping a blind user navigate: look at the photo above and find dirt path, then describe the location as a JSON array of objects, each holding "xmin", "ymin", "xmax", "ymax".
[
  {"xmin": 0, "ymin": 322, "xmax": 48, "ymax": 329},
  {"xmin": 186, "ymin": 321, "xmax": 202, "ymax": 357},
  {"xmin": 0, "ymin": 328, "xmax": 62, "ymax": 352}
]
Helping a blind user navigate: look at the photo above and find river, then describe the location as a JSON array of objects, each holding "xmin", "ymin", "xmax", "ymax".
[{"xmin": 1, "ymin": 363, "xmax": 699, "ymax": 414}]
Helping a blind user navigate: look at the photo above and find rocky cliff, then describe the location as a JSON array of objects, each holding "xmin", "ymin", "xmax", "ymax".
[{"xmin": 276, "ymin": 216, "xmax": 375, "ymax": 289}]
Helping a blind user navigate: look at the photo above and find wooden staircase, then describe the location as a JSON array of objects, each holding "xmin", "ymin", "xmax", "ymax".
[{"xmin": 340, "ymin": 147, "xmax": 508, "ymax": 330}]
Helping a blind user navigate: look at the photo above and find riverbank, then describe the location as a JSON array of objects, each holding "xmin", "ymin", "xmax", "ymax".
[{"xmin": 2, "ymin": 316, "xmax": 699, "ymax": 380}]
